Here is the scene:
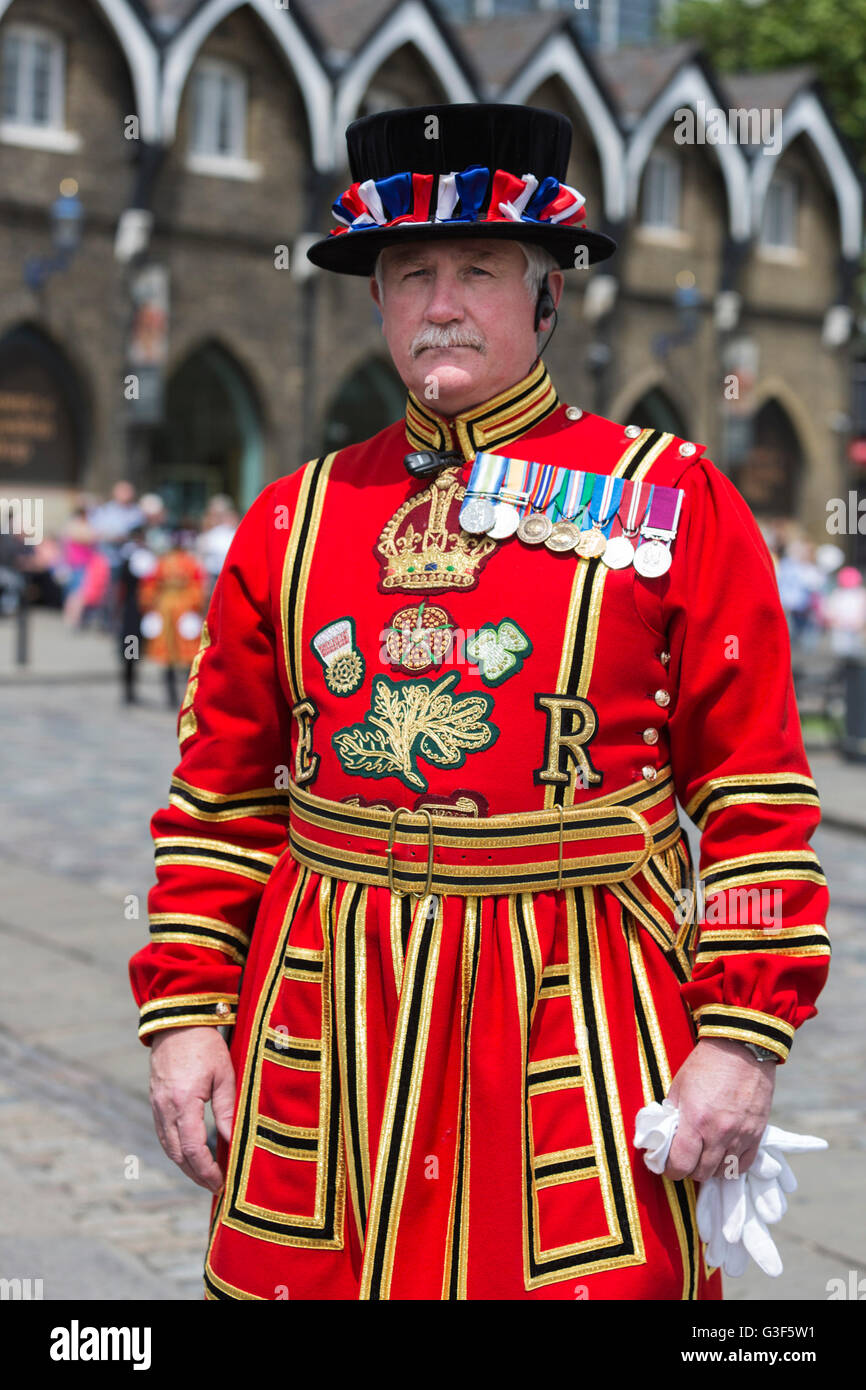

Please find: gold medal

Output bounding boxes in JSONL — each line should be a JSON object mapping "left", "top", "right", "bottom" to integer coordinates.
{"left": 578, "top": 525, "right": 608, "bottom": 558}
{"left": 545, "top": 520, "right": 580, "bottom": 552}
{"left": 517, "top": 512, "right": 553, "bottom": 545}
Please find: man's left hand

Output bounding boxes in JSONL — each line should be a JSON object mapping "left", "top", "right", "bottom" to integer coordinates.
{"left": 663, "top": 1036, "right": 777, "bottom": 1182}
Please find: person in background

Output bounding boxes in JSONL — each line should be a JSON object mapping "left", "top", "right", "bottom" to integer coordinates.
{"left": 90, "top": 481, "right": 146, "bottom": 630}
{"left": 58, "top": 508, "right": 110, "bottom": 629}
{"left": 116, "top": 526, "right": 158, "bottom": 705}
{"left": 196, "top": 494, "right": 239, "bottom": 601}
{"left": 819, "top": 566, "right": 866, "bottom": 663}
{"left": 775, "top": 537, "right": 825, "bottom": 652}
{"left": 138, "top": 523, "right": 207, "bottom": 709}
{"left": 139, "top": 492, "right": 173, "bottom": 557}
{"left": 0, "top": 504, "right": 26, "bottom": 616}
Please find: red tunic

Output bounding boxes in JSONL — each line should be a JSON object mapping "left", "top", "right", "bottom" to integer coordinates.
{"left": 129, "top": 359, "right": 830, "bottom": 1300}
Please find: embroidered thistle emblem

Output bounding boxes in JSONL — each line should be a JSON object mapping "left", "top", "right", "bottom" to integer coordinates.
{"left": 465, "top": 619, "right": 532, "bottom": 687}
{"left": 332, "top": 670, "right": 499, "bottom": 791}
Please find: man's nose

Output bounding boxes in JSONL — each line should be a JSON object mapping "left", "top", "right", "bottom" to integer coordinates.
{"left": 424, "top": 274, "right": 465, "bottom": 322}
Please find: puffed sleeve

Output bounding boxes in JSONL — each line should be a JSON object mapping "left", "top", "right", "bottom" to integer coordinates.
{"left": 660, "top": 457, "right": 831, "bottom": 1061}
{"left": 128, "top": 479, "right": 293, "bottom": 1043}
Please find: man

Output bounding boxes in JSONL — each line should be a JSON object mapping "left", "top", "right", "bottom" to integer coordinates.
{"left": 130, "top": 104, "right": 830, "bottom": 1300}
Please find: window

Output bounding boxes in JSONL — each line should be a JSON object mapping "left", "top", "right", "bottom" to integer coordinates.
{"left": 1, "top": 23, "right": 64, "bottom": 127}
{"left": 0, "top": 22, "right": 78, "bottom": 151}
{"left": 760, "top": 170, "right": 798, "bottom": 250}
{"left": 640, "top": 150, "right": 681, "bottom": 229}
{"left": 189, "top": 58, "right": 247, "bottom": 160}
{"left": 186, "top": 57, "right": 260, "bottom": 180}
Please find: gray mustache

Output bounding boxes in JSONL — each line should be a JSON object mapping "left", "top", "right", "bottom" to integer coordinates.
{"left": 411, "top": 328, "right": 486, "bottom": 357}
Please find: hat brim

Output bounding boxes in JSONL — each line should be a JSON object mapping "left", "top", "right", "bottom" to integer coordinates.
{"left": 305, "top": 221, "right": 617, "bottom": 276}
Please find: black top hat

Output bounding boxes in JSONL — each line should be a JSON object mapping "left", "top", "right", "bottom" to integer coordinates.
{"left": 305, "top": 103, "right": 617, "bottom": 276}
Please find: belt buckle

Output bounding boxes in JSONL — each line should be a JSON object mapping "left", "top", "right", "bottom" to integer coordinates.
{"left": 386, "top": 807, "right": 435, "bottom": 899}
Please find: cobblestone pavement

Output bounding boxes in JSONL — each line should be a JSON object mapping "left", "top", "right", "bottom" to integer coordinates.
{"left": 0, "top": 673, "right": 863, "bottom": 1301}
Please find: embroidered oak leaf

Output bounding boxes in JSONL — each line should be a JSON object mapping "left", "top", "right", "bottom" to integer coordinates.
{"left": 332, "top": 670, "right": 499, "bottom": 791}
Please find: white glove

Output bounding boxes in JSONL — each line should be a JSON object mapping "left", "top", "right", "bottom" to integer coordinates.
{"left": 633, "top": 1102, "right": 827, "bottom": 1278}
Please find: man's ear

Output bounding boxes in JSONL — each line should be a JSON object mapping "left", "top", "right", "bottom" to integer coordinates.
{"left": 369, "top": 276, "right": 384, "bottom": 329}
{"left": 550, "top": 269, "right": 565, "bottom": 311}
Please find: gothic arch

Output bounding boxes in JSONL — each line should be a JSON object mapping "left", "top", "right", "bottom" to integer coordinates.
{"left": 750, "top": 94, "right": 861, "bottom": 259}
{"left": 625, "top": 60, "right": 751, "bottom": 242}
{"left": 334, "top": 0, "right": 476, "bottom": 159}
{"left": 160, "top": 0, "right": 331, "bottom": 169}
{"left": 501, "top": 28, "right": 626, "bottom": 224}
{"left": 155, "top": 336, "right": 266, "bottom": 514}
{"left": 319, "top": 354, "right": 405, "bottom": 455}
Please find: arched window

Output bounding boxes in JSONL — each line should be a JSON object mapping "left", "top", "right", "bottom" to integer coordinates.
{"left": 728, "top": 398, "right": 803, "bottom": 518}
{"left": 321, "top": 357, "right": 406, "bottom": 456}
{"left": 151, "top": 342, "right": 264, "bottom": 520}
{"left": 626, "top": 386, "right": 688, "bottom": 438}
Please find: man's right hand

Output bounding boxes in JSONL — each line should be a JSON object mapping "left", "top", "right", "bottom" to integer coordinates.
{"left": 149, "top": 1026, "right": 236, "bottom": 1193}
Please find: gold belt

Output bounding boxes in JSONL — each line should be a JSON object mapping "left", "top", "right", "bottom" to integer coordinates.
{"left": 287, "top": 767, "right": 680, "bottom": 898}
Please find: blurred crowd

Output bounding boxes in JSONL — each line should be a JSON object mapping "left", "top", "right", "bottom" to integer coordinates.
{"left": 2, "top": 485, "right": 865, "bottom": 711}
{"left": 760, "top": 521, "right": 866, "bottom": 662}
{"left": 0, "top": 481, "right": 239, "bottom": 707}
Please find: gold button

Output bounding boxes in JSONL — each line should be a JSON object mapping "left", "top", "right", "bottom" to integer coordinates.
{"left": 214, "top": 1001, "right": 231, "bottom": 1018}
{"left": 641, "top": 765, "right": 658, "bottom": 781}
{"left": 565, "top": 405, "right": 583, "bottom": 420}
{"left": 624, "top": 424, "right": 641, "bottom": 439}
{"left": 642, "top": 727, "right": 659, "bottom": 744}
{"left": 659, "top": 650, "right": 671, "bottom": 665}
{"left": 654, "top": 688, "right": 671, "bottom": 707}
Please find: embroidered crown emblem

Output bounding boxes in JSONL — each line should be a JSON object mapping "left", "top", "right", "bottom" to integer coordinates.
{"left": 375, "top": 468, "right": 497, "bottom": 594}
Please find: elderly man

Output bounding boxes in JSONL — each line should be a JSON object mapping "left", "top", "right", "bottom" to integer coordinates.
{"left": 130, "top": 104, "right": 829, "bottom": 1301}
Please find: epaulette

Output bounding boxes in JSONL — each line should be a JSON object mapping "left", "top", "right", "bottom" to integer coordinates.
{"left": 557, "top": 407, "right": 709, "bottom": 489}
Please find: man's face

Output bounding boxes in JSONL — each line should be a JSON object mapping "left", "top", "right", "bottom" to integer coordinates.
{"left": 369, "top": 239, "right": 562, "bottom": 416}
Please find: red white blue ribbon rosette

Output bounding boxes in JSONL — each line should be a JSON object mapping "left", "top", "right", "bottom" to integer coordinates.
{"left": 329, "top": 164, "right": 587, "bottom": 239}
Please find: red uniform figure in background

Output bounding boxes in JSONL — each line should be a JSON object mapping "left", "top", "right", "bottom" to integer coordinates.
{"left": 129, "top": 105, "right": 830, "bottom": 1300}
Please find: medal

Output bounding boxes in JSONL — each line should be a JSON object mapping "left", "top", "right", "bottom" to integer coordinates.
{"left": 579, "top": 474, "right": 623, "bottom": 559}
{"left": 546, "top": 519, "right": 581, "bottom": 551}
{"left": 633, "top": 538, "right": 672, "bottom": 576}
{"left": 544, "top": 468, "right": 586, "bottom": 551}
{"left": 601, "top": 478, "right": 646, "bottom": 570}
{"left": 518, "top": 511, "right": 553, "bottom": 544}
{"left": 486, "top": 458, "right": 530, "bottom": 540}
{"left": 459, "top": 495, "right": 495, "bottom": 534}
{"left": 515, "top": 461, "right": 557, "bottom": 545}
{"left": 460, "top": 451, "right": 507, "bottom": 534}
{"left": 601, "top": 534, "right": 635, "bottom": 568}
{"left": 487, "top": 500, "right": 523, "bottom": 539}
{"left": 577, "top": 525, "right": 608, "bottom": 558}
{"left": 633, "top": 485, "right": 683, "bottom": 578}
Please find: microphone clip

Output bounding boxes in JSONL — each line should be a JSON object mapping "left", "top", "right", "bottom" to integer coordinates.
{"left": 403, "top": 449, "right": 466, "bottom": 479}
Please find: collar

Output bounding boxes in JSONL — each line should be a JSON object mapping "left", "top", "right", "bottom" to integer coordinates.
{"left": 404, "top": 357, "right": 560, "bottom": 463}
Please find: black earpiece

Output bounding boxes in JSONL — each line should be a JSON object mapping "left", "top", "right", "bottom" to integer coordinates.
{"left": 534, "top": 273, "right": 556, "bottom": 331}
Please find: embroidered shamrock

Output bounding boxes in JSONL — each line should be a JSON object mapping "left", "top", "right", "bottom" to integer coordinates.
{"left": 465, "top": 619, "right": 533, "bottom": 687}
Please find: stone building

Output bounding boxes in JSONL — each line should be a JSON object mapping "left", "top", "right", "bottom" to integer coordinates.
{"left": 0, "top": 0, "right": 862, "bottom": 545}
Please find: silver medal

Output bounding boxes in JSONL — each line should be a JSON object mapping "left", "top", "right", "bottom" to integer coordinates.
{"left": 601, "top": 535, "right": 635, "bottom": 569}
{"left": 633, "top": 538, "right": 672, "bottom": 577}
{"left": 459, "top": 495, "right": 495, "bottom": 534}
{"left": 486, "top": 500, "right": 522, "bottom": 540}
